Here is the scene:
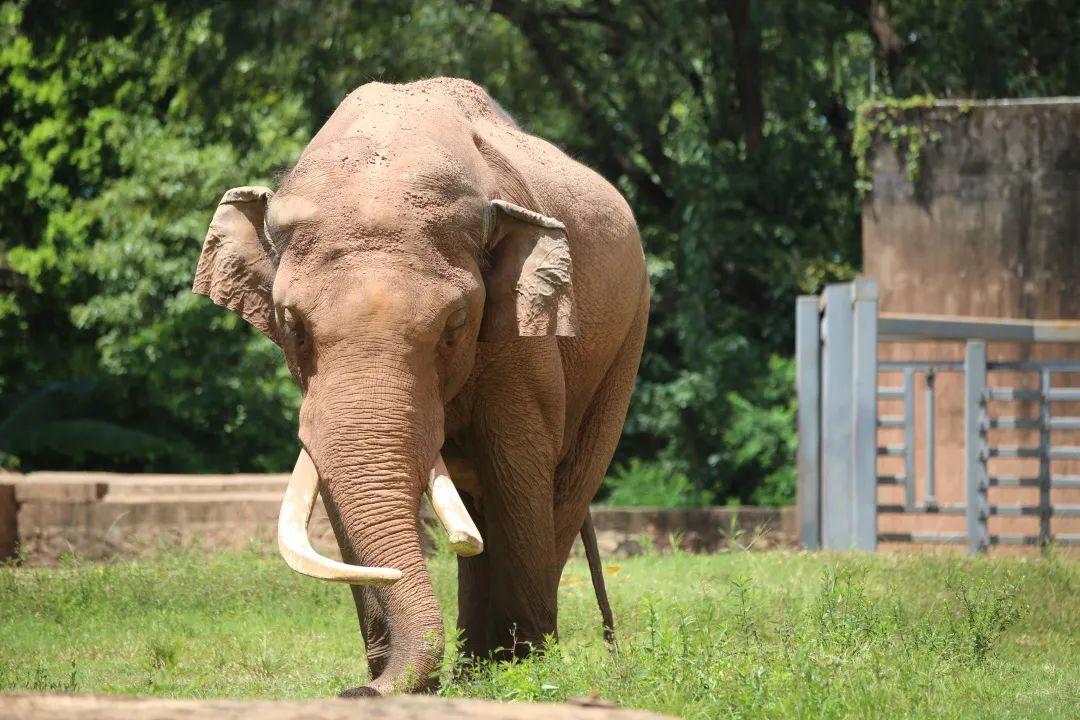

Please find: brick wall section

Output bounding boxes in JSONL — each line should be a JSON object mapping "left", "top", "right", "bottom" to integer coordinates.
{"left": 0, "top": 471, "right": 795, "bottom": 566}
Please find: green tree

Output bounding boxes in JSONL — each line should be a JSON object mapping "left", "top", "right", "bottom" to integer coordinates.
{"left": 3, "top": 0, "right": 1079, "bottom": 505}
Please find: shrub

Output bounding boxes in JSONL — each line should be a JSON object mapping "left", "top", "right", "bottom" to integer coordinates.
{"left": 601, "top": 459, "right": 712, "bottom": 508}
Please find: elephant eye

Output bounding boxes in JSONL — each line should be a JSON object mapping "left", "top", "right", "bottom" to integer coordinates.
{"left": 441, "top": 308, "right": 467, "bottom": 348}
{"left": 446, "top": 308, "right": 467, "bottom": 332}
{"left": 282, "top": 308, "right": 307, "bottom": 346}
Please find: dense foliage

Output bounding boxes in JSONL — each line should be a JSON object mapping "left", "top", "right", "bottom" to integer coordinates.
{"left": 2, "top": 1, "right": 1077, "bottom": 501}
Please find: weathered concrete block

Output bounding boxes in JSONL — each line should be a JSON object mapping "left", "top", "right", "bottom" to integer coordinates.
{"left": 5, "top": 470, "right": 796, "bottom": 564}
{"left": 13, "top": 477, "right": 108, "bottom": 504}
{"left": 0, "top": 473, "right": 17, "bottom": 560}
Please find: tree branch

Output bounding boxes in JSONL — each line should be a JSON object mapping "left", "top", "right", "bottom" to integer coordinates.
{"left": 837, "top": 0, "right": 905, "bottom": 81}
{"left": 721, "top": 0, "right": 764, "bottom": 152}
{"left": 483, "top": 0, "right": 675, "bottom": 216}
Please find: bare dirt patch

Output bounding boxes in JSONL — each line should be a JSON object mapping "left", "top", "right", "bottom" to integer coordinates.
{"left": 2, "top": 692, "right": 674, "bottom": 720}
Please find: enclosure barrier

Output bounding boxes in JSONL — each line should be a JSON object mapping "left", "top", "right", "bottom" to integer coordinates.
{"left": 0, "top": 471, "right": 797, "bottom": 565}
{"left": 796, "top": 277, "right": 1080, "bottom": 553}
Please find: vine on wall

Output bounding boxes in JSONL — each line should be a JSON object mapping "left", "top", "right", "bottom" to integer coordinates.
{"left": 853, "top": 96, "right": 972, "bottom": 195}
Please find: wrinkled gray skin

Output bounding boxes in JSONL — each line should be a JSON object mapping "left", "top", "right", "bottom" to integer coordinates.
{"left": 193, "top": 78, "right": 648, "bottom": 696}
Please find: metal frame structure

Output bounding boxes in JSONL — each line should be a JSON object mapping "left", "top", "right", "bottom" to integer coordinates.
{"left": 796, "top": 277, "right": 1080, "bottom": 553}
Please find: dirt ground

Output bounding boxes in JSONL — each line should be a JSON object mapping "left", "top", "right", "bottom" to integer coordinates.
{"left": 1, "top": 693, "right": 674, "bottom": 720}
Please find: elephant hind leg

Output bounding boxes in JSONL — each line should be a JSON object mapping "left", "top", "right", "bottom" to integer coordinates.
{"left": 554, "top": 296, "right": 647, "bottom": 564}
{"left": 553, "top": 294, "right": 647, "bottom": 646}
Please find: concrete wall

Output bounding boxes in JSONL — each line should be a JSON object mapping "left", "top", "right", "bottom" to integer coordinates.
{"left": 864, "top": 98, "right": 1080, "bottom": 545}
{"left": 0, "top": 471, "right": 795, "bottom": 566}
{"left": 0, "top": 470, "right": 16, "bottom": 559}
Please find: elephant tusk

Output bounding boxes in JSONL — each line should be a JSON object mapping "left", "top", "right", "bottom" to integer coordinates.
{"left": 427, "top": 454, "right": 484, "bottom": 557}
{"left": 277, "top": 448, "right": 402, "bottom": 586}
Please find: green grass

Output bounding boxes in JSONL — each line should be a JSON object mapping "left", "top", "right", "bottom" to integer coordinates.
{"left": 1, "top": 544, "right": 1077, "bottom": 719}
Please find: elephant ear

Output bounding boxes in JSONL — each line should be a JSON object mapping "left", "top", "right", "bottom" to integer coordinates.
{"left": 193, "top": 186, "right": 278, "bottom": 341}
{"left": 479, "top": 199, "right": 577, "bottom": 342}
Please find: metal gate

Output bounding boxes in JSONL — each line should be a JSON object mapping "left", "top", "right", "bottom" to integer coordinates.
{"left": 796, "top": 277, "right": 1080, "bottom": 553}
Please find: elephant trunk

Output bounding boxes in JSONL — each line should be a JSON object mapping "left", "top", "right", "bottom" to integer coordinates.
{"left": 305, "top": 385, "right": 445, "bottom": 695}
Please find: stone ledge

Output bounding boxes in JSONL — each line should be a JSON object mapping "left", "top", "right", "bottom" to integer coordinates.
{"left": 12, "top": 472, "right": 291, "bottom": 501}
{"left": 0, "top": 692, "right": 675, "bottom": 720}
{"left": 0, "top": 471, "right": 795, "bottom": 565}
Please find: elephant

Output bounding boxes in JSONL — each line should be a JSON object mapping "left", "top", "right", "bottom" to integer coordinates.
{"left": 192, "top": 77, "right": 648, "bottom": 696}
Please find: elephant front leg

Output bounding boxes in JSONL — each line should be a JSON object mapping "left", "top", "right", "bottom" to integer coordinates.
{"left": 456, "top": 491, "right": 492, "bottom": 661}
{"left": 469, "top": 437, "right": 560, "bottom": 660}
{"left": 458, "top": 340, "right": 565, "bottom": 662}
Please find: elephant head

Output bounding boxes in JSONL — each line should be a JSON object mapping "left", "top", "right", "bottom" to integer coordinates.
{"left": 192, "top": 115, "right": 577, "bottom": 693}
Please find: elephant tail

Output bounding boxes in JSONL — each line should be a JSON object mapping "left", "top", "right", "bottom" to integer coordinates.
{"left": 580, "top": 510, "right": 616, "bottom": 648}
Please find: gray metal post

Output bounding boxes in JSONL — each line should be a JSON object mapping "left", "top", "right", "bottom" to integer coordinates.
{"left": 821, "top": 284, "right": 855, "bottom": 550}
{"left": 1039, "top": 369, "right": 1051, "bottom": 550}
{"left": 925, "top": 369, "right": 937, "bottom": 506}
{"left": 851, "top": 277, "right": 879, "bottom": 550}
{"left": 903, "top": 368, "right": 916, "bottom": 509}
{"left": 964, "top": 341, "right": 990, "bottom": 554}
{"left": 796, "top": 296, "right": 822, "bottom": 550}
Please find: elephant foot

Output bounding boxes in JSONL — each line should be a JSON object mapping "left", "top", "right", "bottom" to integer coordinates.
{"left": 339, "top": 685, "right": 381, "bottom": 698}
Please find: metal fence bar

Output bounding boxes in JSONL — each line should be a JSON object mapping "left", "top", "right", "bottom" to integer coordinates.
{"left": 989, "top": 505, "right": 1039, "bottom": 516}
{"left": 878, "top": 415, "right": 905, "bottom": 428}
{"left": 1048, "top": 417, "right": 1080, "bottom": 431}
{"left": 876, "top": 474, "right": 904, "bottom": 485}
{"left": 988, "top": 446, "right": 1041, "bottom": 458}
{"left": 878, "top": 504, "right": 965, "bottom": 515}
{"left": 1039, "top": 369, "right": 1051, "bottom": 549}
{"left": 992, "top": 361, "right": 1080, "bottom": 371}
{"left": 1051, "top": 476, "right": 1080, "bottom": 488}
{"left": 820, "top": 284, "right": 854, "bottom": 550}
{"left": 877, "top": 532, "right": 967, "bottom": 544}
{"left": 986, "top": 388, "right": 1042, "bottom": 401}
{"left": 904, "top": 368, "right": 916, "bottom": 509}
{"left": 878, "top": 314, "right": 1080, "bottom": 342}
{"left": 993, "top": 475, "right": 1080, "bottom": 488}
{"left": 988, "top": 476, "right": 1041, "bottom": 487}
{"left": 965, "top": 341, "right": 989, "bottom": 554}
{"left": 795, "top": 296, "right": 822, "bottom": 550}
{"left": 878, "top": 361, "right": 963, "bottom": 372}
{"left": 1049, "top": 446, "right": 1080, "bottom": 460}
{"left": 851, "top": 278, "right": 879, "bottom": 551}
{"left": 1053, "top": 505, "right": 1080, "bottom": 517}
{"left": 993, "top": 535, "right": 1040, "bottom": 546}
{"left": 877, "top": 387, "right": 904, "bottom": 399}
{"left": 1047, "top": 388, "right": 1080, "bottom": 401}
{"left": 988, "top": 417, "right": 1041, "bottom": 430}
{"left": 925, "top": 369, "right": 937, "bottom": 505}
{"left": 877, "top": 445, "right": 905, "bottom": 456}
{"left": 1056, "top": 535, "right": 1080, "bottom": 545}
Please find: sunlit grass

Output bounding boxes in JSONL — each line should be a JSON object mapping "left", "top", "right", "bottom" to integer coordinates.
{"left": 1, "top": 543, "right": 1077, "bottom": 719}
